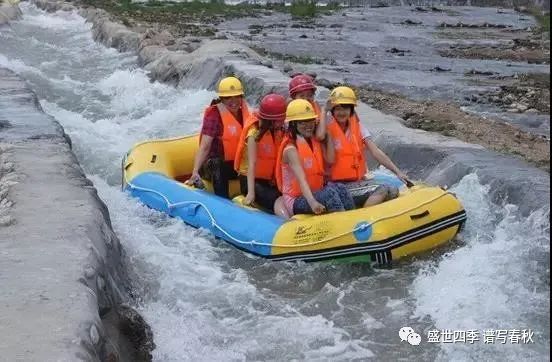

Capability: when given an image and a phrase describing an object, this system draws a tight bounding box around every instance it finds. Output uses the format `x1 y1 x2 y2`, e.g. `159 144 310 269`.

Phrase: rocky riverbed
66 0 550 171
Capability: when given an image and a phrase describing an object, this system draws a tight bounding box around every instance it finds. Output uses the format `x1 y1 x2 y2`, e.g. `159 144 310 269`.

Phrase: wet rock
431 66 451 72
102 305 155 362
507 104 525 113
352 59 368 64
370 1 389 8
260 60 273 68
402 112 418 121
0 215 14 226
401 19 422 26
465 69 498 76
386 48 410 56
438 22 512 29
504 94 515 103
0 120 12 129
514 103 529 112
90 324 100 345
140 29 175 48
299 34 308 39
316 78 339 89
265 23 287 29
412 6 428 12
329 23 343 28
291 23 315 29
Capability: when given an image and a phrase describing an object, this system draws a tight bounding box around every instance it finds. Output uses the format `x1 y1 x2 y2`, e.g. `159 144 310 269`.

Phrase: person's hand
185 171 204 188
308 199 326 214
396 171 413 187
324 98 333 111
243 192 255 206
362 172 374 181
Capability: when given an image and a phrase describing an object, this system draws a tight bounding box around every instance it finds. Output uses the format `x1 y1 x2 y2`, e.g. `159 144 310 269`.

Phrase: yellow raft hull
123 135 466 264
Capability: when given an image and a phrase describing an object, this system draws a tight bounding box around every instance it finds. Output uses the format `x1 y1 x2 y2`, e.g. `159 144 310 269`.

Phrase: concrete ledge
0 68 153 361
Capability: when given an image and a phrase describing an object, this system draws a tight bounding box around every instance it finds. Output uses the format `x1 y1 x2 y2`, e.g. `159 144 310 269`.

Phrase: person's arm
315 99 332 141
364 139 408 181
284 147 325 214
323 134 335 164
187 108 220 186
244 136 257 205
186 135 213 185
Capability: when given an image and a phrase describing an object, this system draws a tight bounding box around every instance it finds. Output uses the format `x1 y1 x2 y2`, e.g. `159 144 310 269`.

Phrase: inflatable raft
122 135 467 264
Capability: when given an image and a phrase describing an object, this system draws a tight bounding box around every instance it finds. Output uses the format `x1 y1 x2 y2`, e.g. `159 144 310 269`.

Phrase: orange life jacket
275 136 325 197
234 113 282 180
200 101 250 161
327 114 367 182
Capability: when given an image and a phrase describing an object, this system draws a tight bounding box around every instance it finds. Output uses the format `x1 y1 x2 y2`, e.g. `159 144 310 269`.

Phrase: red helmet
258 93 287 122
288 74 316 97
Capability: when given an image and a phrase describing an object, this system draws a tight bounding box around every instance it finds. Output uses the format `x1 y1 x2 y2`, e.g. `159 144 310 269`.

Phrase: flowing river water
0 4 549 360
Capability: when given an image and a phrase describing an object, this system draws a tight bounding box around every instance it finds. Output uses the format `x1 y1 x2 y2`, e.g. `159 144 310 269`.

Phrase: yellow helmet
217 76 244 97
330 86 357 107
286 99 317 122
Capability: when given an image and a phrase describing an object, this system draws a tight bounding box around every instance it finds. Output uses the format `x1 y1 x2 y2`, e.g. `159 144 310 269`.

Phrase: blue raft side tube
126 172 284 257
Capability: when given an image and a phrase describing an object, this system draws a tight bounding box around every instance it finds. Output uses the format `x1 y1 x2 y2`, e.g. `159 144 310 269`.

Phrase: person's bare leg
273 196 291 219
363 186 388 207
363 192 387 207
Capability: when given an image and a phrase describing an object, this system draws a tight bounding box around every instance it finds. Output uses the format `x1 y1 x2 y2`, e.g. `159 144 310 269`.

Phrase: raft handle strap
126 181 454 249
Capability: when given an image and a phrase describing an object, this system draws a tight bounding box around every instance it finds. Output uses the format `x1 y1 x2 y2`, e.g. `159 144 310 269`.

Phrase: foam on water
90 175 375 361
412 174 550 360
1 3 549 361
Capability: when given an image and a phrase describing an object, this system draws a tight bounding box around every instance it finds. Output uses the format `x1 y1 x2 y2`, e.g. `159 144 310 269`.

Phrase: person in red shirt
185 76 251 198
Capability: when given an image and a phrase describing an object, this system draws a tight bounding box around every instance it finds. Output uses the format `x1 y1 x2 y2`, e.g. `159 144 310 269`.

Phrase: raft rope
126 181 456 248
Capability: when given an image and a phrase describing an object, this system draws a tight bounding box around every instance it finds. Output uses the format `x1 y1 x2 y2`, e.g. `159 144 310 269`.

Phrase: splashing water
1 4 549 360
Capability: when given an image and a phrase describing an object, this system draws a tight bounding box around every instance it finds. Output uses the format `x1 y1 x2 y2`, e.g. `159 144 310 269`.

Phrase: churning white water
0 4 549 360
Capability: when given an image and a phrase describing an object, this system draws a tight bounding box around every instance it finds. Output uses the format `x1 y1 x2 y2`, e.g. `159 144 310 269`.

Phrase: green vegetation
82 0 339 20
82 0 266 19
518 6 550 37
78 0 340 36
287 0 341 18
289 0 316 18
535 12 550 36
